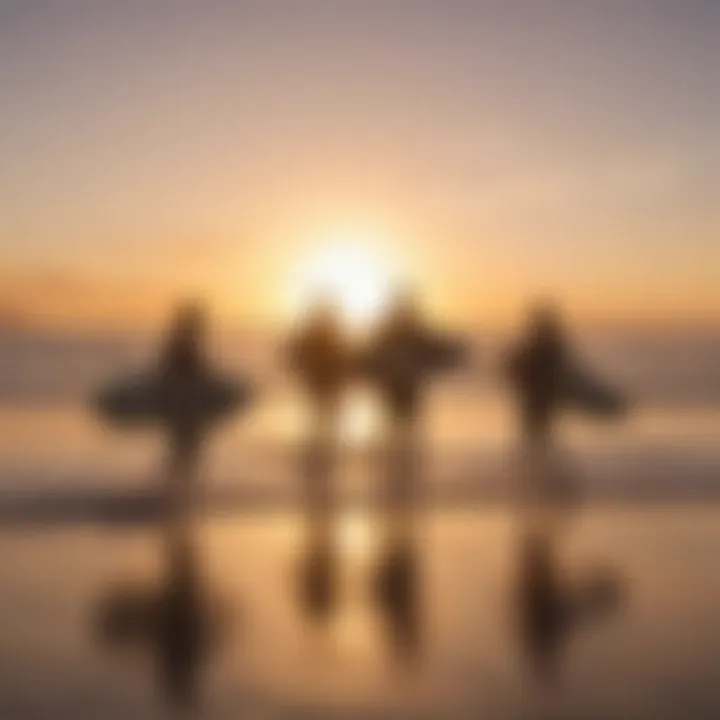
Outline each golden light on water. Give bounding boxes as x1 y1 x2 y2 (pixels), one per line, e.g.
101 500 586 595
339 512 373 558
339 391 382 446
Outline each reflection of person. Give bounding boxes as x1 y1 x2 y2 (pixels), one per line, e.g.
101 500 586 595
515 530 567 679
96 527 229 713
297 531 338 623
373 538 422 661
514 529 622 681
155 534 207 710
505 302 566 448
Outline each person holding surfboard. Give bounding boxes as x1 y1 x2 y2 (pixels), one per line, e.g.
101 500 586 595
94 300 253 519
505 300 627 525
158 302 210 507
285 296 349 435
505 301 627 448
362 291 466 428
505 302 567 447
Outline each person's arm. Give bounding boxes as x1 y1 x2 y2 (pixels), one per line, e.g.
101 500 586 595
280 331 303 374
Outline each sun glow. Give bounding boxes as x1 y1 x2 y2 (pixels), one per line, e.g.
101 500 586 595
290 229 396 328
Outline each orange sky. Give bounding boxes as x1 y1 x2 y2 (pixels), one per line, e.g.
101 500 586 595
1 2 718 330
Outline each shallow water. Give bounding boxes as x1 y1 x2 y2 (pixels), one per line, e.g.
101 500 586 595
1 327 719 502
1 508 719 719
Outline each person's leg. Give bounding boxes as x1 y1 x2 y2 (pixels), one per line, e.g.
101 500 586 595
167 429 202 525
303 397 339 526
516 402 560 539
381 409 423 551
296 396 341 619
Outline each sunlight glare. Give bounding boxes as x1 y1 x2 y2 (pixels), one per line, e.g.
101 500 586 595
292 229 396 328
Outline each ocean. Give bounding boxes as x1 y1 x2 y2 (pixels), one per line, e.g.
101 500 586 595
0 327 718 502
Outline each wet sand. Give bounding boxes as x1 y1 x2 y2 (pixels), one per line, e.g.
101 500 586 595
0 507 719 719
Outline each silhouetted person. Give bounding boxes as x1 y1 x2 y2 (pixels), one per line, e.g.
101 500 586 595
160 302 208 382
515 529 622 681
95 527 231 713
364 291 466 426
365 294 427 426
364 293 464 535
158 301 212 515
286 297 348 433
286 296 348 509
506 302 567 448
94 300 253 525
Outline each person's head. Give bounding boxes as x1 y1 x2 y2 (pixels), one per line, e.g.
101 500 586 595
170 300 208 348
526 299 563 343
304 293 340 335
386 288 421 334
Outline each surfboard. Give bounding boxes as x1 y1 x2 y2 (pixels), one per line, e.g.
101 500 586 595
361 332 467 382
94 370 254 429
560 361 627 419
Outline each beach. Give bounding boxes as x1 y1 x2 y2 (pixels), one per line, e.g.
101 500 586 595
0 330 719 717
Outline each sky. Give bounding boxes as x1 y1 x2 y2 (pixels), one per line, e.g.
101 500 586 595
0 0 718 328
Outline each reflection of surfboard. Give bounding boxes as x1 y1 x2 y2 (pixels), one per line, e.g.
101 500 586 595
94 371 253 429
561 362 626 419
0 486 268 527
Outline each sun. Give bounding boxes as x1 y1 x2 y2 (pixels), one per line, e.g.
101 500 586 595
291 228 396 328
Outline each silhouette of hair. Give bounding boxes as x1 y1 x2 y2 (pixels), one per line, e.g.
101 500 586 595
161 300 208 377
385 290 420 333
525 299 565 349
